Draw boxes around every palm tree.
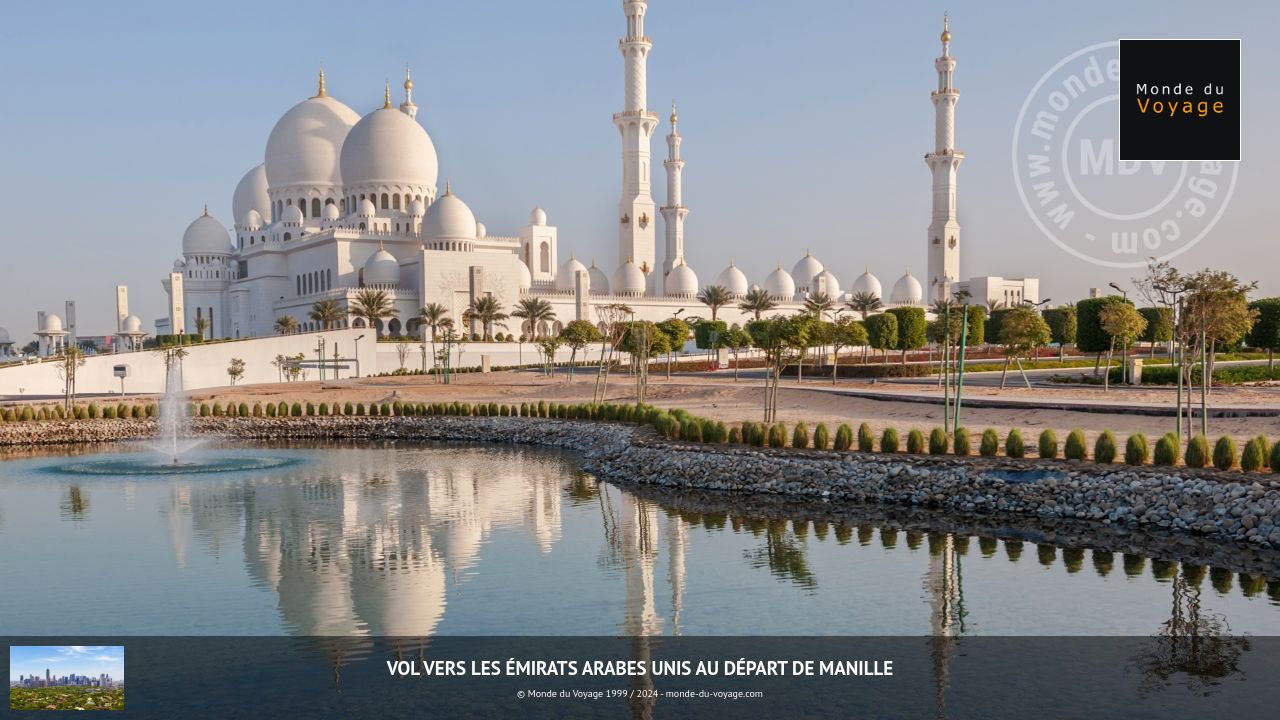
[309,299,343,330]
[846,291,882,320]
[739,287,776,320]
[512,297,556,340]
[463,295,509,341]
[194,316,211,341]
[804,292,835,321]
[416,303,450,341]
[697,285,731,322]
[352,289,398,336]
[273,315,299,335]
[986,298,1005,312]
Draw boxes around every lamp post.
[1153,280,1188,442]
[353,334,365,378]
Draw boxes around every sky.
[9,646,125,682]
[0,0,1275,340]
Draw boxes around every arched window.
[392,194,401,210]
[285,198,292,206]
[311,198,321,217]
[539,242,550,273]
[283,233,292,242]
[327,269,332,289]
[358,223,366,231]
[340,198,347,214]
[297,197,305,213]
[380,193,389,209]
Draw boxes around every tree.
[804,292,835,321]
[656,317,690,379]
[720,326,753,381]
[963,304,986,346]
[1042,304,1077,360]
[1099,302,1148,391]
[226,357,245,386]
[986,298,1005,312]
[1181,269,1257,400]
[697,285,731,322]
[864,313,898,364]
[352,289,398,336]
[846,291,882,320]
[1247,298,1280,371]
[416,303,451,341]
[463,295,508,341]
[1138,306,1174,358]
[986,307,1017,350]
[273,315,299,335]
[309,299,343,330]
[592,303,632,403]
[738,287,776,320]
[535,336,562,376]
[512,297,555,340]
[887,307,927,364]
[747,316,809,422]
[997,307,1052,389]
[559,320,603,381]
[54,345,86,413]
[1076,296,1130,369]
[693,319,728,351]
[395,342,411,370]
[194,316,211,342]
[829,316,868,384]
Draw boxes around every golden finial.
[404,64,413,92]
[941,12,951,44]
[383,81,392,109]
[316,65,327,98]
[670,100,678,125]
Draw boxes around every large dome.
[339,106,438,194]
[363,246,400,286]
[715,262,749,297]
[850,268,882,298]
[814,269,841,297]
[763,265,796,300]
[264,94,360,191]
[182,211,232,255]
[422,190,477,242]
[516,258,533,290]
[791,251,825,291]
[612,260,646,296]
[557,256,588,292]
[890,271,923,305]
[233,164,271,225]
[588,262,610,295]
[665,262,699,298]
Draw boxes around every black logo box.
[1119,39,1240,161]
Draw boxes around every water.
[1,441,1278,637]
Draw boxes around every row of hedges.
[1110,364,1280,386]
[780,363,933,379]
[0,402,159,421]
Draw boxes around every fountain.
[151,347,203,465]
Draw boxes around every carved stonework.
[621,214,631,225]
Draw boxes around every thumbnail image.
[9,646,124,711]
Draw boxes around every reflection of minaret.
[925,13,963,303]
[620,493,661,636]
[666,511,687,636]
[163,485,191,569]
[925,533,964,719]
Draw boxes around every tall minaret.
[400,64,418,119]
[926,13,963,303]
[615,0,659,291]
[660,101,688,291]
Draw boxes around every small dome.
[763,265,796,300]
[665,262,699,298]
[357,197,377,217]
[40,314,64,333]
[475,221,487,238]
[0,327,9,343]
[281,204,304,225]
[264,94,360,190]
[814,269,841,297]
[557,255,588,292]
[890,270,923,305]
[530,207,547,226]
[323,202,340,221]
[408,199,426,217]
[715,262,749,297]
[339,105,438,194]
[182,211,232,255]
[516,258,533,290]
[850,268,882,299]
[612,260,646,296]
[791,250,825,291]
[588,262,610,295]
[233,164,271,225]
[363,246,400,286]
[422,190,477,243]
[240,209,263,229]
[172,257,187,270]
[123,315,143,333]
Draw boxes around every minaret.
[660,101,688,291]
[926,13,963,303]
[614,0,658,291]
[400,65,418,119]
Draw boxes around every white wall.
[373,340,601,375]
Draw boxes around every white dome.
[763,265,796,300]
[422,191,477,242]
[0,327,9,343]
[240,209,264,230]
[322,202,340,221]
[665,262,699,298]
[408,199,426,217]
[172,257,187,270]
[557,256,588,292]
[890,271,923,305]
[516,258,533,289]
[40,314,64,333]
[475,221,487,238]
[612,260,646,296]
[339,106,438,194]
[357,197,376,217]
[122,315,143,333]
[588,262,610,295]
[814,269,841,297]
[715,262,749,297]
[281,204,304,225]
[530,207,547,226]
[182,212,231,255]
[264,95,360,190]
[791,251,825,291]
[233,164,271,225]
[850,268,882,299]
[363,247,400,286]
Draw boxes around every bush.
[812,423,830,450]
[225,403,237,417]
[239,402,250,417]
[1271,441,1280,473]
[1038,430,1058,459]
[1124,433,1149,466]
[792,422,809,449]
[728,426,742,444]
[1094,431,1117,464]
[266,402,277,417]
[953,427,971,456]
[1185,435,1209,468]
[304,402,315,416]
[278,401,289,417]
[880,427,899,453]
[834,424,854,451]
[88,402,100,419]
[1241,436,1267,472]
[252,402,263,417]
[1005,429,1025,458]
[768,423,788,449]
[903,428,923,454]
[537,400,548,418]
[749,422,766,447]
[979,428,999,457]
[200,403,211,417]
[102,406,116,420]
[319,402,330,416]
[355,402,366,416]
[1213,436,1237,471]
[344,401,355,415]
[928,428,948,455]
[857,423,875,453]
[1153,433,1179,466]
[291,402,303,417]
[686,422,703,443]
[711,421,729,443]
[1065,429,1088,460]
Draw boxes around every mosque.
[155,4,1037,343]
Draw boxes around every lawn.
[10,686,124,711]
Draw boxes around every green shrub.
[88,402,100,419]
[928,427,948,455]
[488,402,499,417]
[686,422,703,443]
[749,422,766,447]
[116,403,127,418]
[344,401,354,415]
[813,423,830,450]
[266,402,277,417]
[1038,429,1058,459]
[1064,429,1088,460]
[213,402,226,417]
[102,406,116,419]
[834,424,853,451]
[792,422,809,449]
[953,427,971,456]
[1153,433,1179,466]
[857,423,875,453]
[1094,431,1117,464]
[291,402,303,417]
[239,402,250,417]
[1213,436,1237,471]
[979,428,999,457]
[226,403,238,418]
[1125,433,1149,466]
[355,402,366,416]
[538,400,548,418]
[252,402,263,417]
[1252,435,1271,468]
[712,421,729,443]
[905,428,925,454]
[304,402,315,416]
[728,426,742,444]
[379,403,390,416]
[1185,435,1209,468]
[768,423,788,449]
[880,427,899,453]
[317,402,328,416]
[1241,436,1266,472]
[147,403,159,418]
[1005,429,1026,458]
[278,401,289,417]
[200,403,211,417]
[1270,441,1280,473]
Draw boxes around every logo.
[1012,41,1238,269]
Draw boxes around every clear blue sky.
[0,0,1274,340]
[9,646,125,682]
